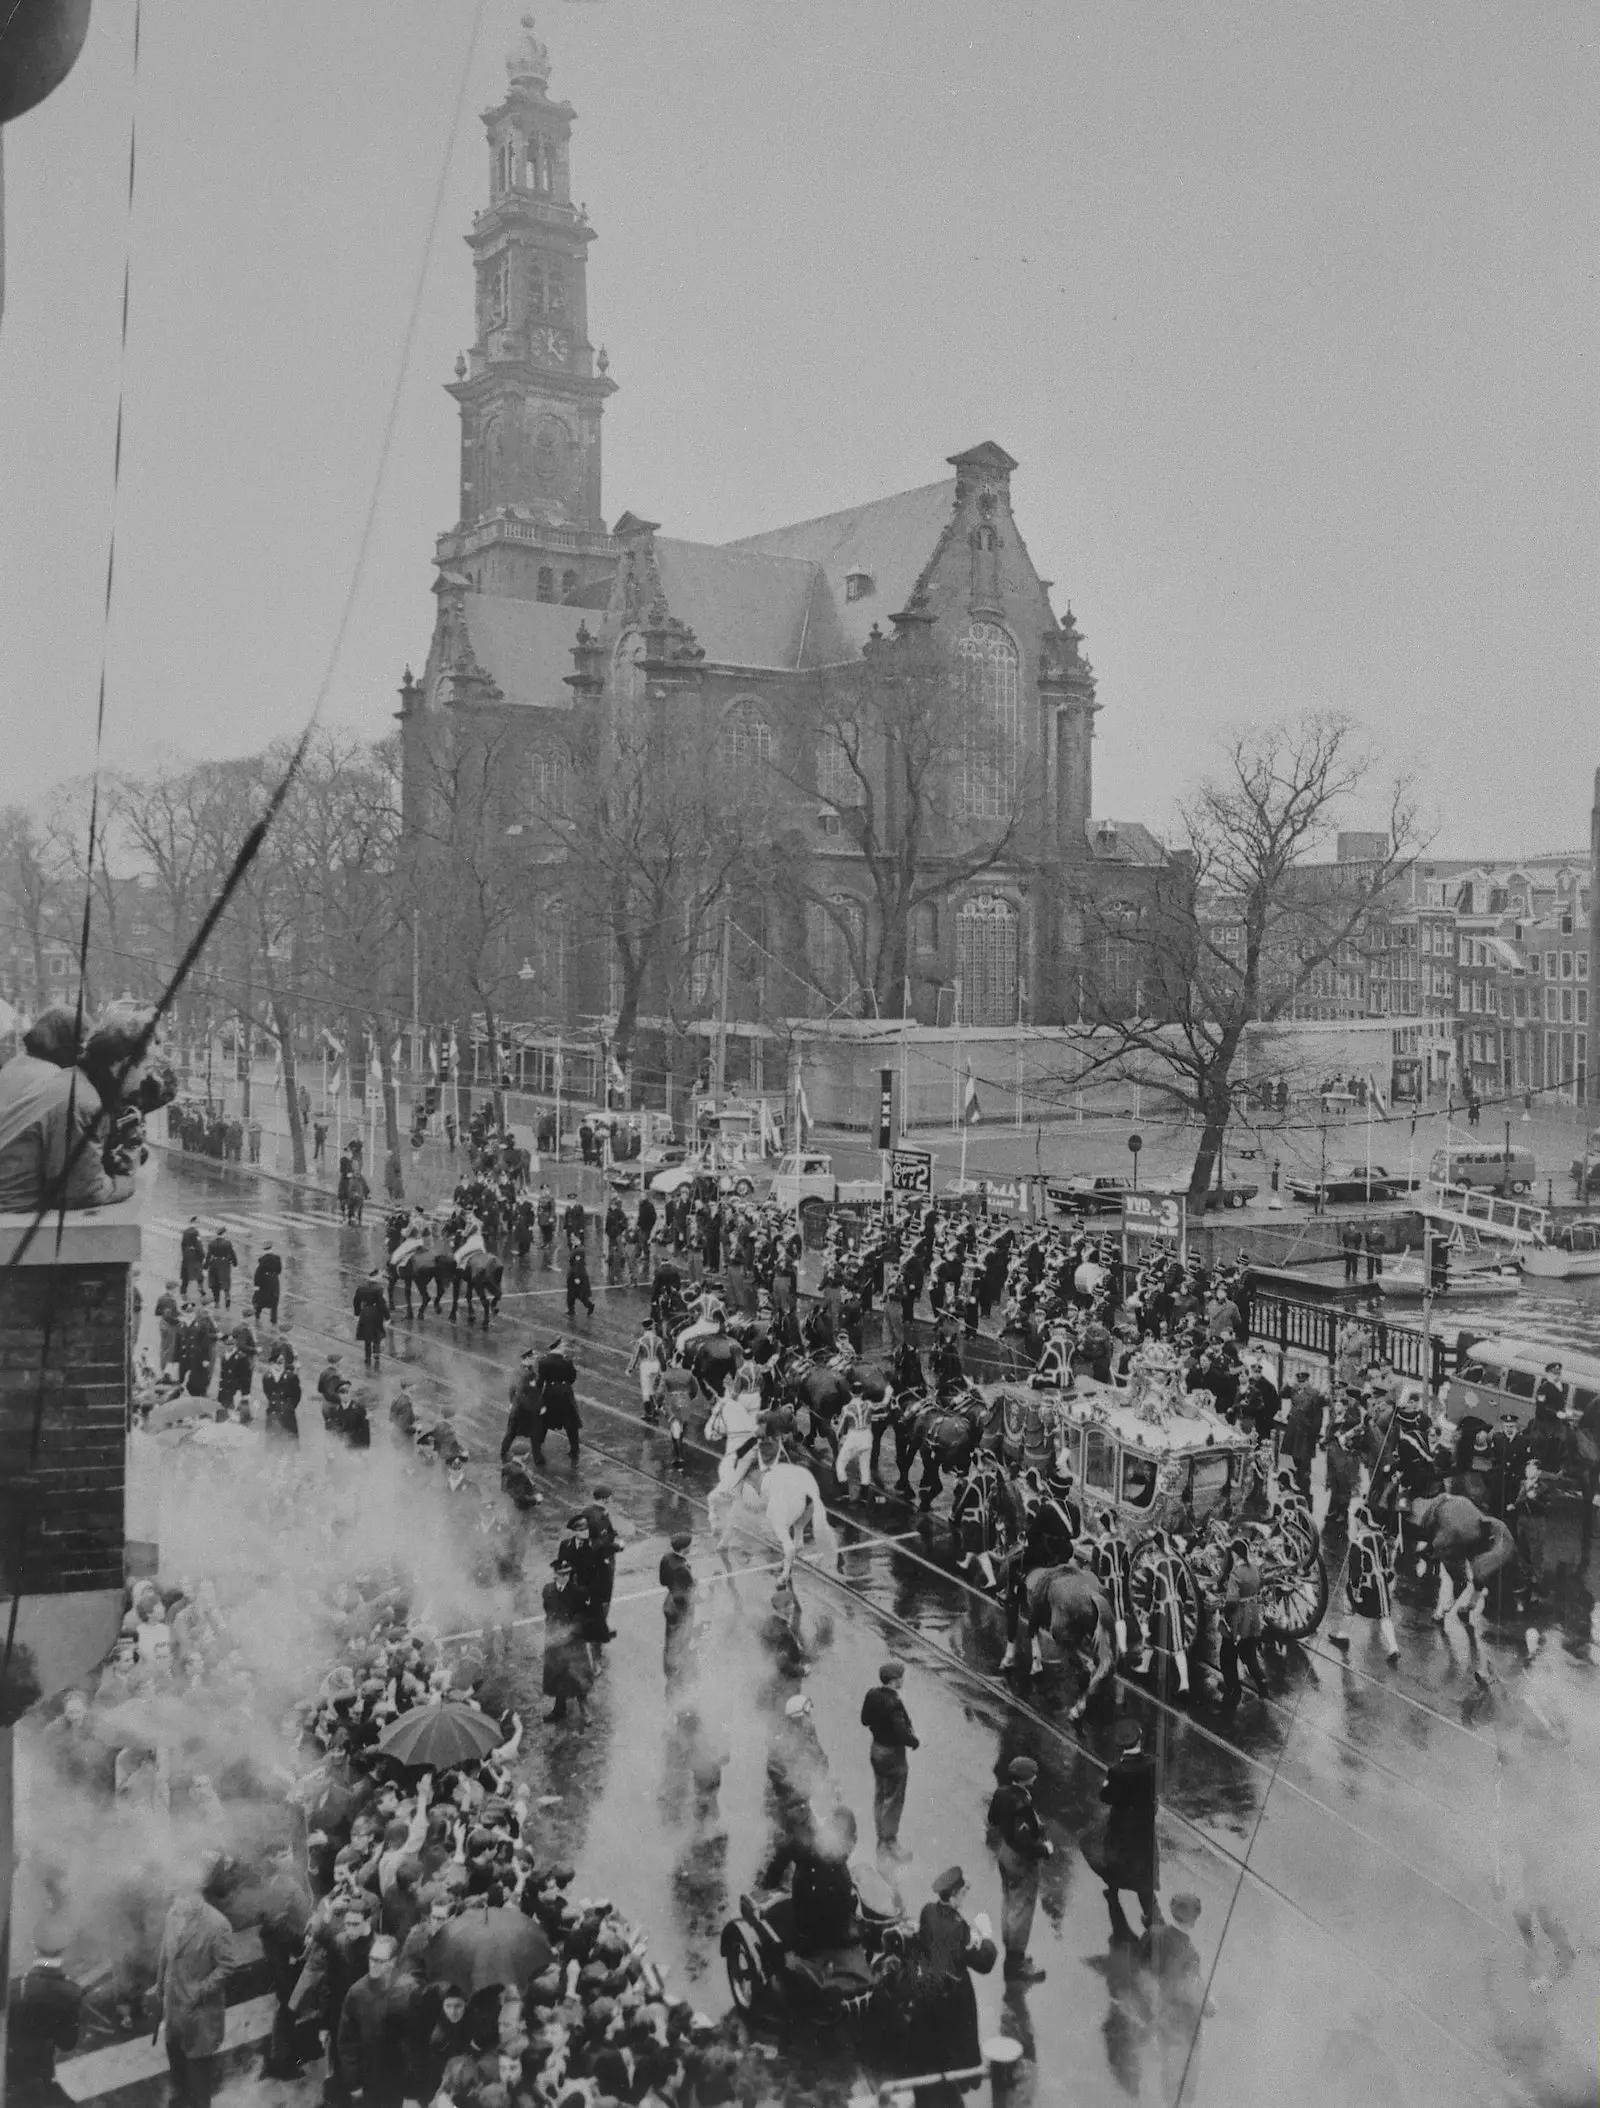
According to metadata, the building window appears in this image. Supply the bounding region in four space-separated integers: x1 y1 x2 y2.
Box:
1562 952 1574 979
529 261 546 314
1562 989 1573 1023
915 901 939 953
537 567 555 603
1579 953 1589 979
1580 990 1589 1025
807 896 865 1013
817 728 862 807
561 569 578 599
844 570 874 602
957 893 1020 1026
547 267 566 316
958 621 1019 822
532 745 569 816
718 700 773 771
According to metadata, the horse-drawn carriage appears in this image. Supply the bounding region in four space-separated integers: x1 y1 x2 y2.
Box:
964 1342 1328 1691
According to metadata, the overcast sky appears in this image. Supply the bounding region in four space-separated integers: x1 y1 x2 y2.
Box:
1 1 1595 857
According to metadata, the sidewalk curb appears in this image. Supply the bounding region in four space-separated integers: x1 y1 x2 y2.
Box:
151 1137 344 1212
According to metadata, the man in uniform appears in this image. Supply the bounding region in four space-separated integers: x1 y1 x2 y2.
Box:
204 1226 238 1310
986 1755 1053 1983
5 1929 83 2107
565 1243 596 1321
577 1488 621 1639
179 1219 206 1303
252 1242 283 1326
1326 1501 1400 1663
859 1659 919 1861
531 1338 581 1466
659 1529 696 1684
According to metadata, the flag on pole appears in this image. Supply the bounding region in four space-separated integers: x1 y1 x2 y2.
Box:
962 1061 981 1125
429 1034 440 1079
369 1043 382 1088
797 1075 812 1141
607 1052 627 1094
1366 1070 1389 1117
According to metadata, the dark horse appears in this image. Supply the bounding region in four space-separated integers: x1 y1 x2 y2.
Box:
685 1334 743 1404
389 1248 457 1319
895 1386 1005 1508
452 1250 504 1324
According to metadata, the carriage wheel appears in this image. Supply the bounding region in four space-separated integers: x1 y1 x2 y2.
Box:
725 1926 768 2012
1259 1553 1329 1639
1128 1540 1203 1660
1273 1510 1321 1572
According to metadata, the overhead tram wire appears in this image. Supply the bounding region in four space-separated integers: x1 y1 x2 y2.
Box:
0 0 493 1694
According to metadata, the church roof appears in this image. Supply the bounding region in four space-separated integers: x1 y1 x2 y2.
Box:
652 540 826 670
726 478 958 656
1085 819 1167 866
459 595 586 710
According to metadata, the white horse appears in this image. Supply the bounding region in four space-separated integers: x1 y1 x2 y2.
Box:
707 1440 839 1586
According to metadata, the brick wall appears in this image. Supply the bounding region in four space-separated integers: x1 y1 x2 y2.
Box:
0 1262 128 1598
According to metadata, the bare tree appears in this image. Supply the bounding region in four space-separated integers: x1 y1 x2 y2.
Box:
772 623 1031 1018
406 718 543 1133
537 713 759 1104
1067 713 1421 1197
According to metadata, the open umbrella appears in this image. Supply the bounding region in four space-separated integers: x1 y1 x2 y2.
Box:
428 1904 552 1993
374 1699 506 1771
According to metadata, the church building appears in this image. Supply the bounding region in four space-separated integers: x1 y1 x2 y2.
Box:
400 16 1168 1083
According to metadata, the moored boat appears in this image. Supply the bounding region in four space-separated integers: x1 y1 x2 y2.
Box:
1521 1218 1600 1280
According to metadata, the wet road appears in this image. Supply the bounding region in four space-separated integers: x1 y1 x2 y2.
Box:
140 1157 1600 2108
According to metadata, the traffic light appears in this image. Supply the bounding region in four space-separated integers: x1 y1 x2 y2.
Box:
424 1085 440 1115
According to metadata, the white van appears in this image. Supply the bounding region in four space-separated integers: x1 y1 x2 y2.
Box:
1430 1145 1535 1196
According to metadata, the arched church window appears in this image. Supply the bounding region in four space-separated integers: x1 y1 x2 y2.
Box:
561 570 578 599
529 261 546 315
537 568 555 603
957 893 1019 1026
817 727 863 808
806 896 866 1014
532 744 569 816
718 701 773 772
958 621 1019 823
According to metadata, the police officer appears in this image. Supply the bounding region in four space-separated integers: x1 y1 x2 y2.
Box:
500 1349 542 1462
252 1242 283 1326
532 1338 581 1465
915 1869 997 2071
6 1930 83 2107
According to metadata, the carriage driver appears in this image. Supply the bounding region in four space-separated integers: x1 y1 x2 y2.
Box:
719 1379 793 1497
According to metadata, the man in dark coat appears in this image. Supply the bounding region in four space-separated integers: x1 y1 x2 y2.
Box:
252 1243 283 1324
179 1219 206 1303
254 1841 312 2080
335 1935 409 2108
180 1306 218 1398
6 1930 83 2107
986 1755 1052 1982
577 1487 620 1635
860 1658 919 1861
532 1339 580 1465
353 1271 389 1371
500 1349 543 1461
204 1227 238 1309
1082 1718 1162 1945
912 1868 997 2073
565 1245 595 1320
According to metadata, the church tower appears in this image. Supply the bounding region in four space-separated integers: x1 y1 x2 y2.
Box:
434 14 616 603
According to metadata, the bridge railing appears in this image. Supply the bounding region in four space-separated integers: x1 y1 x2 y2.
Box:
1419 1180 1549 1244
1244 1288 1449 1389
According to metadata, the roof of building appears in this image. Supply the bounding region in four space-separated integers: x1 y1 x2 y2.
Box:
652 540 834 671
459 595 587 711
1085 818 1166 866
727 478 958 657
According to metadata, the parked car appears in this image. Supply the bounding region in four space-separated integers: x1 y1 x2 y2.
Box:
1046 1174 1135 1216
649 1154 760 1200
1286 1164 1408 1206
1148 1179 1259 1213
